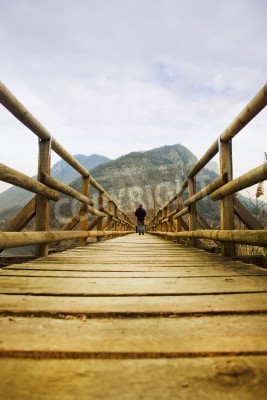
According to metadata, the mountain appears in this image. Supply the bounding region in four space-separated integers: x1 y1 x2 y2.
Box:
67 144 220 222
0 154 111 214
51 154 111 185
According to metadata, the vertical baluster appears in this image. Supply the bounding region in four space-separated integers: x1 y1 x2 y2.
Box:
188 177 197 247
114 205 118 232
220 139 235 257
176 195 183 243
97 192 104 242
163 206 168 233
107 200 113 231
35 138 51 257
79 176 90 246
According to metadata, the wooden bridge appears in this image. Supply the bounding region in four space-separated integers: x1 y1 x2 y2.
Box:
0 82 267 399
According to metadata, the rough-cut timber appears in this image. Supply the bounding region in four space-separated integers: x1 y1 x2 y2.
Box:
0 234 267 399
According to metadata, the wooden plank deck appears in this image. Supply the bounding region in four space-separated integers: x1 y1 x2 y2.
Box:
0 233 267 399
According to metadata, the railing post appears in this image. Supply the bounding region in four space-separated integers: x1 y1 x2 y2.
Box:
220 139 235 257
163 207 168 232
107 200 113 231
188 177 197 247
114 205 118 232
97 192 104 242
35 138 51 257
159 210 163 231
79 176 90 246
176 195 183 243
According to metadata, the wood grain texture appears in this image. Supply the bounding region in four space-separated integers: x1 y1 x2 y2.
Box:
0 314 267 354
1 233 267 399
1 357 267 400
0 293 267 315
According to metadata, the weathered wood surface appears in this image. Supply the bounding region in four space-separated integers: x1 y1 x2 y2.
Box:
0 234 267 399
1 357 267 400
1 293 267 314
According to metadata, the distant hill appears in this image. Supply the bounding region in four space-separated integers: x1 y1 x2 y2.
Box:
0 154 110 215
50 154 110 185
67 144 220 223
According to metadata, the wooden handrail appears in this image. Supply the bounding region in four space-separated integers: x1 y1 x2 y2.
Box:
173 206 190 219
220 83 267 142
184 173 228 206
0 82 135 256
154 82 267 214
152 230 267 247
148 83 267 254
0 82 90 178
0 163 59 201
211 163 267 201
0 230 133 249
41 173 94 206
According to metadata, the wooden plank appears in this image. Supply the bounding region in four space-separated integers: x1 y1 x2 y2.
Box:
0 275 267 295
6 260 254 270
0 314 267 354
1 293 267 315
5 262 251 269
1 357 266 400
2 264 267 277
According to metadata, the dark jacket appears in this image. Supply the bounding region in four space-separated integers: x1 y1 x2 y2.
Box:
135 206 146 222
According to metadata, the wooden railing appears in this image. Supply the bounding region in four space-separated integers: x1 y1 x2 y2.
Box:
0 82 135 257
147 83 267 256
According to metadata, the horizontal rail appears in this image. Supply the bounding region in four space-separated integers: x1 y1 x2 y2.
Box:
187 139 219 179
167 208 179 219
150 230 267 247
0 230 134 249
0 163 59 201
41 173 94 206
188 82 267 179
51 139 89 177
173 206 190 219
220 83 267 142
212 163 267 201
100 207 120 223
184 173 228 206
0 82 131 212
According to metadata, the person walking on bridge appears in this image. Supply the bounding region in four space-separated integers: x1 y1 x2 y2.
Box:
135 204 146 235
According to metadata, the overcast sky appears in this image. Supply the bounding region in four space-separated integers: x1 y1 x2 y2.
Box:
0 0 266 197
